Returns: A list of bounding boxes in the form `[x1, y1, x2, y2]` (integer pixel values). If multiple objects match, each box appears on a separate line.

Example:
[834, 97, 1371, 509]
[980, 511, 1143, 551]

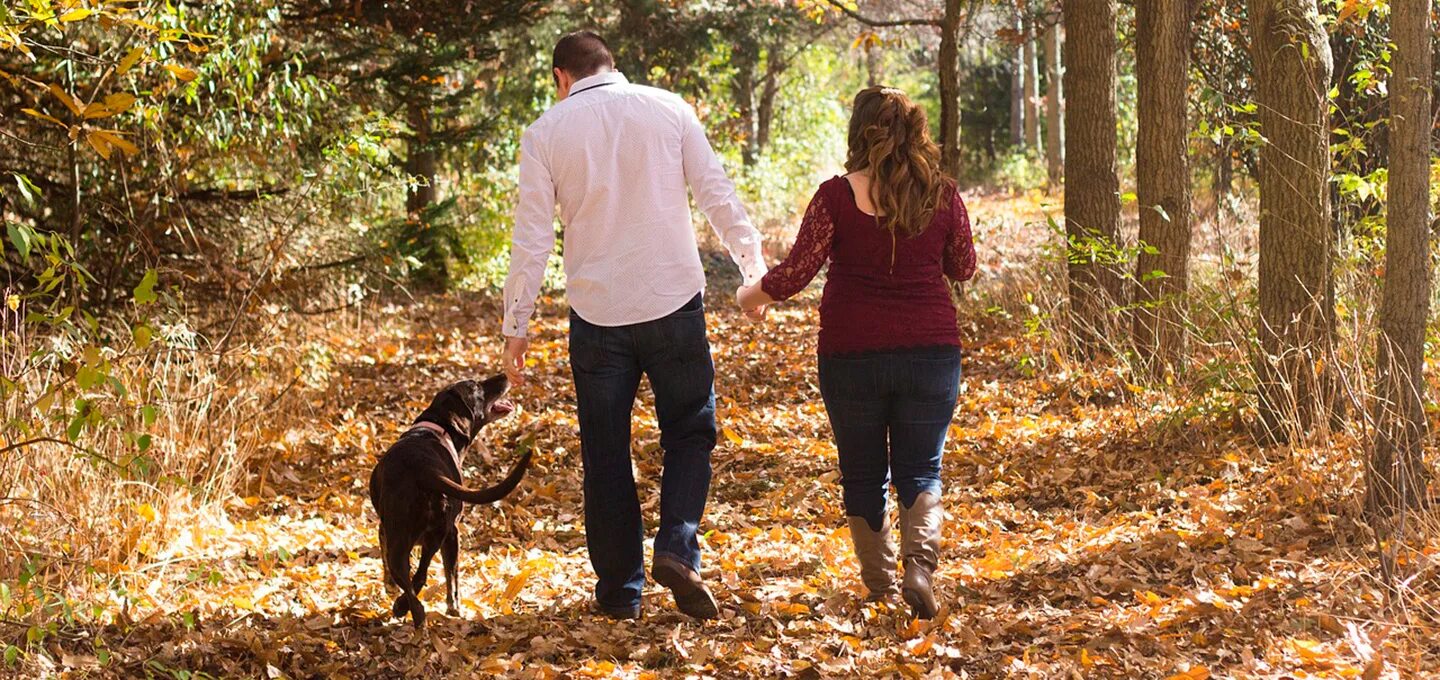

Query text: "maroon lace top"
[760, 176, 976, 356]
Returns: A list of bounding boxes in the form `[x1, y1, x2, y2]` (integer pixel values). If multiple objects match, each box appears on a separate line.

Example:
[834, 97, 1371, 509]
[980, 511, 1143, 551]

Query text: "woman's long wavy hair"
[844, 86, 946, 238]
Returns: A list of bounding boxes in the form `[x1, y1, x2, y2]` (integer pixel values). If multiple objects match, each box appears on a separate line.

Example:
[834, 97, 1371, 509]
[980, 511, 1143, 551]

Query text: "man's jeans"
[569, 293, 717, 610]
[817, 346, 961, 532]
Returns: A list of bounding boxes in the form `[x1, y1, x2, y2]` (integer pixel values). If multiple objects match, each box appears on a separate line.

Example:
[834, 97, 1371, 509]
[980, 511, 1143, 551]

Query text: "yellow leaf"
[87, 131, 114, 160]
[84, 92, 137, 119]
[48, 84, 84, 116]
[59, 8, 92, 22]
[91, 130, 139, 157]
[164, 64, 198, 82]
[722, 427, 744, 446]
[134, 503, 157, 522]
[21, 108, 66, 129]
[499, 567, 533, 609]
[230, 595, 255, 611]
[907, 633, 935, 656]
[242, 496, 260, 507]
[118, 46, 146, 75]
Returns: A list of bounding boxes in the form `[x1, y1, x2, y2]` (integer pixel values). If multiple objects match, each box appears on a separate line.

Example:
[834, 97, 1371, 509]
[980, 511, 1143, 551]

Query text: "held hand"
[503, 336, 529, 386]
[743, 304, 769, 323]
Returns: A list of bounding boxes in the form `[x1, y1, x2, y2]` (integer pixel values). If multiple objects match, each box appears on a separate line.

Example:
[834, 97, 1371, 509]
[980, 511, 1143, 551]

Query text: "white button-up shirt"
[501, 71, 767, 337]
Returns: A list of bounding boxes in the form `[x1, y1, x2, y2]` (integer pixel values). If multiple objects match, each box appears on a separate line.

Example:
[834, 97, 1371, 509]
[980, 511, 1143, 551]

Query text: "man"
[500, 31, 766, 620]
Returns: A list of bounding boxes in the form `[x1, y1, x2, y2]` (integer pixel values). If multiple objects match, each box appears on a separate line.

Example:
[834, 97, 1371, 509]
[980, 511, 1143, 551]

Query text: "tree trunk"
[1023, 21, 1041, 150]
[1133, 0, 1194, 377]
[756, 46, 783, 155]
[1010, 14, 1025, 148]
[1062, 0, 1121, 353]
[865, 42, 883, 86]
[1249, 0, 1335, 440]
[733, 36, 760, 167]
[1368, 0, 1434, 513]
[1044, 23, 1064, 190]
[938, 0, 963, 178]
[405, 99, 444, 285]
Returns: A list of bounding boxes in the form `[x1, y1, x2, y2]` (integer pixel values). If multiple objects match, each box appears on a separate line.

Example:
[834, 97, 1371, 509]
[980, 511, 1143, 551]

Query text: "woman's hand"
[736, 283, 776, 323]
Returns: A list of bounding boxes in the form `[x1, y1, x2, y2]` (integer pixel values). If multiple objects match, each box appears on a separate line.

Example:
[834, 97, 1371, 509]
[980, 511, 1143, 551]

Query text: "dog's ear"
[422, 382, 477, 446]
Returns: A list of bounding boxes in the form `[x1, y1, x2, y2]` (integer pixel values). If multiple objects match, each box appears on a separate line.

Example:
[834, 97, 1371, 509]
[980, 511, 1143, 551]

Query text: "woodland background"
[3, 0, 1440, 677]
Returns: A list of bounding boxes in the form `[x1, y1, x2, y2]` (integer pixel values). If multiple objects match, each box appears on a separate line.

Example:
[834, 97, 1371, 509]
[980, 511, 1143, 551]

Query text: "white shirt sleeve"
[679, 104, 768, 286]
[501, 128, 557, 338]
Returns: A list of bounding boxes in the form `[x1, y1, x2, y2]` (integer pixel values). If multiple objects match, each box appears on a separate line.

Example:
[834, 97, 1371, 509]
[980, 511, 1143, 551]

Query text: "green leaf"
[133, 324, 153, 349]
[141, 405, 158, 426]
[3, 645, 17, 666]
[12, 173, 40, 206]
[136, 434, 152, 452]
[133, 268, 158, 304]
[7, 223, 33, 262]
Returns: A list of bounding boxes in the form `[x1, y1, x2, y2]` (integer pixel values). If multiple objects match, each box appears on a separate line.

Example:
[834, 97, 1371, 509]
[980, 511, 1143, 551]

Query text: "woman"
[737, 87, 975, 619]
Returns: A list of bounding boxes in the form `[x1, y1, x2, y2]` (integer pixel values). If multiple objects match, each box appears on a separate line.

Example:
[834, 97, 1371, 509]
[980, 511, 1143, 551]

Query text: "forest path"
[73, 281, 1400, 679]
[72, 183, 1401, 676]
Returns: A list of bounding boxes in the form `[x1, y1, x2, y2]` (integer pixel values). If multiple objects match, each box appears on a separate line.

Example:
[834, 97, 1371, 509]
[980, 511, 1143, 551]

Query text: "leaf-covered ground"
[36, 198, 1439, 678]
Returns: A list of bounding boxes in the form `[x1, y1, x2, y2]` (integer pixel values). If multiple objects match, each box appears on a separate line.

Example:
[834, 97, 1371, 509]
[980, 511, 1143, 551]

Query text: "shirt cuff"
[502, 315, 529, 338]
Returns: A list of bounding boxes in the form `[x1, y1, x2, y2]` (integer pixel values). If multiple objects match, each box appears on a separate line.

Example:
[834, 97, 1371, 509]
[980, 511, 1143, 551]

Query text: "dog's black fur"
[368, 375, 531, 628]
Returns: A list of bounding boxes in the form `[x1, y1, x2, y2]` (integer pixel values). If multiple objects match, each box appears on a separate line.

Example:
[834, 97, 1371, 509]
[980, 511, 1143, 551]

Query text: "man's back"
[502, 71, 764, 337]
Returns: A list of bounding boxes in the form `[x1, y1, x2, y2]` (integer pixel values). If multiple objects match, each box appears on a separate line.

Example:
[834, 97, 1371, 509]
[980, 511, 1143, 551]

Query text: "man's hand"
[503, 335, 529, 386]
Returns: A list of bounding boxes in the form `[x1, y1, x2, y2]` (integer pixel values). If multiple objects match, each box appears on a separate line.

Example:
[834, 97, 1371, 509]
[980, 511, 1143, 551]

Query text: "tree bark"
[938, 0, 963, 178]
[1249, 0, 1335, 440]
[1133, 0, 1195, 376]
[405, 98, 444, 285]
[865, 42, 883, 86]
[1063, 0, 1121, 353]
[1023, 20, 1041, 150]
[756, 46, 783, 154]
[1044, 22, 1064, 189]
[1368, 0, 1434, 513]
[732, 36, 761, 166]
[1010, 14, 1025, 148]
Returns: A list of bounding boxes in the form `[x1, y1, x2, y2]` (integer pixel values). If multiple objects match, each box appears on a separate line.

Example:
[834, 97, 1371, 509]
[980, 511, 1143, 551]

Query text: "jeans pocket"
[908, 354, 961, 406]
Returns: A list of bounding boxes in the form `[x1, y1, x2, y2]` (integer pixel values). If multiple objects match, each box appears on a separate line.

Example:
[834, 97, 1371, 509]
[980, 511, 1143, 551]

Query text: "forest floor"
[36, 194, 1440, 679]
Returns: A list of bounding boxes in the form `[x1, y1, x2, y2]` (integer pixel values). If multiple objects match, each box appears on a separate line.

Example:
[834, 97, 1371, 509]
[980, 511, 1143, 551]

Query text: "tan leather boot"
[847, 516, 899, 601]
[899, 491, 942, 619]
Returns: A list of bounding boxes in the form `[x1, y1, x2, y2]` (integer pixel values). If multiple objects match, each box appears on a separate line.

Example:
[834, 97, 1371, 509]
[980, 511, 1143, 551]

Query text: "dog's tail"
[424, 450, 532, 504]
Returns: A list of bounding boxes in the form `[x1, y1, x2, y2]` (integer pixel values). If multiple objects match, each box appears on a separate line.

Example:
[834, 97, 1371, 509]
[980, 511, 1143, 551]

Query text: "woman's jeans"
[569, 293, 717, 610]
[818, 346, 961, 532]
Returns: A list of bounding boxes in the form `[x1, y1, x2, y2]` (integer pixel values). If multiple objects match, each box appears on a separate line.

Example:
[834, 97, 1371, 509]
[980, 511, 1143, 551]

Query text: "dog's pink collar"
[409, 421, 459, 463]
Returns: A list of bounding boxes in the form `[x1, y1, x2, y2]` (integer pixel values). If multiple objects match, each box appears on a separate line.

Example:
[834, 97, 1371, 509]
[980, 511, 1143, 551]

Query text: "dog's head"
[418, 374, 514, 449]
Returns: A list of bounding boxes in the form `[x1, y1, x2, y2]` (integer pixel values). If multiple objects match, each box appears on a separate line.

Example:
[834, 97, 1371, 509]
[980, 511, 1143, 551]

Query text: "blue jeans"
[818, 346, 961, 532]
[569, 293, 717, 610]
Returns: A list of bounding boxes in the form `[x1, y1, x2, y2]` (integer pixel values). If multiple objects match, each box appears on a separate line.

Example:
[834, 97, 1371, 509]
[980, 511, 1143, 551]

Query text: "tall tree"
[1044, 20, 1064, 189]
[1132, 0, 1196, 375]
[1248, 0, 1335, 439]
[1023, 20, 1041, 150]
[1010, 13, 1026, 147]
[1063, 0, 1121, 352]
[1367, 0, 1434, 513]
[823, 0, 972, 178]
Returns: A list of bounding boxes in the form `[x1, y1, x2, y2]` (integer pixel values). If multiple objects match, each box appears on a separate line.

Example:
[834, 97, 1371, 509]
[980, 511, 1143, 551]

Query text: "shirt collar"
[569, 70, 628, 95]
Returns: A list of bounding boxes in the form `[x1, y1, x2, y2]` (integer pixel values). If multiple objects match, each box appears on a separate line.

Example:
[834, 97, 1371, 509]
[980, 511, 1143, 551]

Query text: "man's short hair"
[553, 31, 614, 77]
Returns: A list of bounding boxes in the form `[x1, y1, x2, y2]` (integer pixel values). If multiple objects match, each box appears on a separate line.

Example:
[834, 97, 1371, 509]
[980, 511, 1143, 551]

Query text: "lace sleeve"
[943, 189, 976, 283]
[760, 189, 835, 301]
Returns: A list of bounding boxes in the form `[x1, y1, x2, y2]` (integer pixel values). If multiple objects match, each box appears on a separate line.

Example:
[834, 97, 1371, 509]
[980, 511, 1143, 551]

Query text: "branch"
[823, 0, 939, 28]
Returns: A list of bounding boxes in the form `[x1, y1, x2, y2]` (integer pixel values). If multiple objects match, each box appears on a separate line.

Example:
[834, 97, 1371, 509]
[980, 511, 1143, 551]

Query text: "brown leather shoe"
[651, 553, 719, 620]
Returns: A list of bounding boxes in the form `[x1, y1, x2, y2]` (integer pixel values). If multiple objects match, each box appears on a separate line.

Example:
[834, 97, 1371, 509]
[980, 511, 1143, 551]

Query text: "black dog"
[368, 375, 531, 628]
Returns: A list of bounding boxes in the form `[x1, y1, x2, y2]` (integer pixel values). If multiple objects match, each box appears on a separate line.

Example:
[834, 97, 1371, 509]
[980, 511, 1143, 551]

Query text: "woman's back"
[760, 175, 974, 355]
